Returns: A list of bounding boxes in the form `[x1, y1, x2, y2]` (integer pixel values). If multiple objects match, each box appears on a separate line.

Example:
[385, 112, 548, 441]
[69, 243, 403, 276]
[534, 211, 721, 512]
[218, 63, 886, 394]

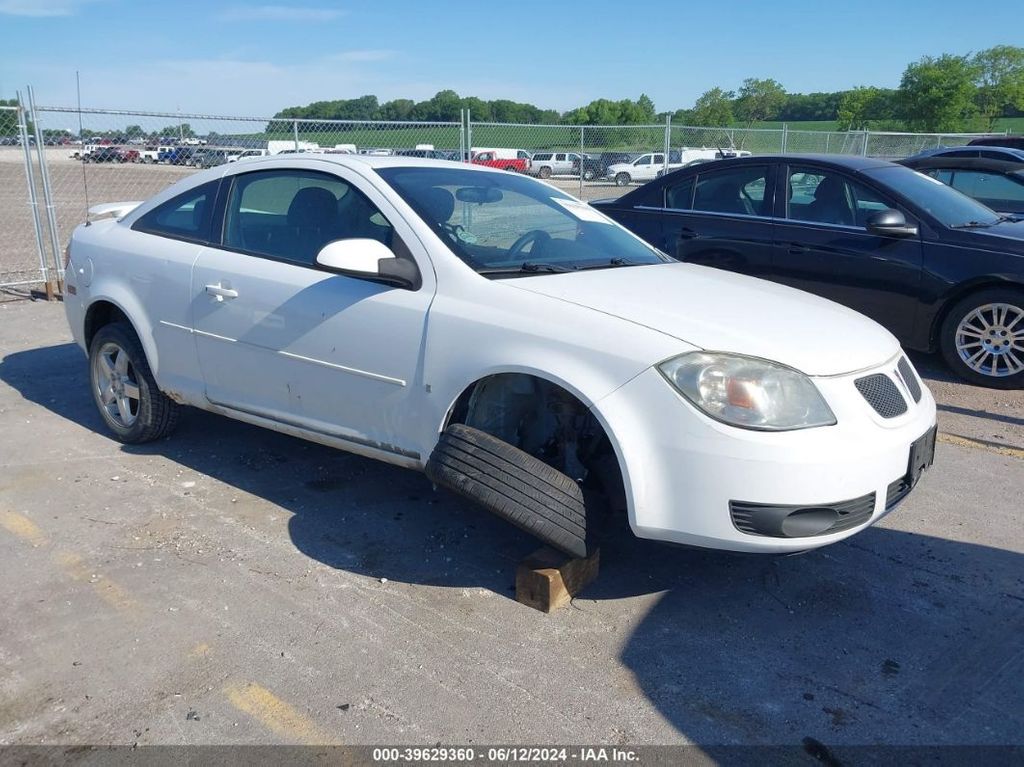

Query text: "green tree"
[837, 86, 881, 130]
[734, 78, 786, 125]
[379, 98, 415, 121]
[688, 87, 734, 126]
[972, 45, 1024, 130]
[898, 54, 979, 131]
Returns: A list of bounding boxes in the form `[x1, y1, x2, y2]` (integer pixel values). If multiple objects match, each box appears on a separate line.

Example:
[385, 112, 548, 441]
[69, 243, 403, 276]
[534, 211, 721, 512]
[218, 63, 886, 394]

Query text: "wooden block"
[515, 546, 600, 613]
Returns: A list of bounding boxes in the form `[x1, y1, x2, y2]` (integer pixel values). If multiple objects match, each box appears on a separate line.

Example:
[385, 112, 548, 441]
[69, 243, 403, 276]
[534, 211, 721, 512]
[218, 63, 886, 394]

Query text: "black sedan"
[591, 154, 1024, 388]
[897, 156, 1024, 215]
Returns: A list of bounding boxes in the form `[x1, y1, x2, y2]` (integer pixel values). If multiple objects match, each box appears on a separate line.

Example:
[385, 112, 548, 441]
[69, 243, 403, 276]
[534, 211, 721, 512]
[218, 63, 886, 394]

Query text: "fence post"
[293, 120, 299, 151]
[861, 130, 869, 156]
[27, 87, 64, 295]
[15, 92, 52, 297]
[663, 115, 671, 176]
[781, 123, 788, 153]
[579, 125, 585, 197]
[825, 132, 830, 154]
[465, 109, 472, 162]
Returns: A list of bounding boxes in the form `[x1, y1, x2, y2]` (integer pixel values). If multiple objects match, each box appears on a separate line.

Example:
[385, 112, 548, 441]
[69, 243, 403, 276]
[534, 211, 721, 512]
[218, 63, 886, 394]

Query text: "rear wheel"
[538, 166, 552, 179]
[582, 168, 596, 181]
[939, 288, 1024, 389]
[615, 172, 631, 186]
[89, 323, 181, 442]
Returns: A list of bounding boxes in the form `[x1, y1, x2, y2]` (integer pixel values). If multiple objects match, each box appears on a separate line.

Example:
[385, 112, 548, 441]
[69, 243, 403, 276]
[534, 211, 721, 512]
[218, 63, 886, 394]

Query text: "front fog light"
[659, 352, 836, 431]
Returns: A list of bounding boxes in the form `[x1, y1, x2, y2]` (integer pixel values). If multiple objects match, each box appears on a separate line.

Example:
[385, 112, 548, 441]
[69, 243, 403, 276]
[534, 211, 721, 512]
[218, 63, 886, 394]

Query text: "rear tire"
[939, 287, 1024, 389]
[615, 172, 631, 186]
[425, 424, 588, 558]
[89, 322, 181, 443]
[582, 169, 595, 181]
[538, 166, 552, 179]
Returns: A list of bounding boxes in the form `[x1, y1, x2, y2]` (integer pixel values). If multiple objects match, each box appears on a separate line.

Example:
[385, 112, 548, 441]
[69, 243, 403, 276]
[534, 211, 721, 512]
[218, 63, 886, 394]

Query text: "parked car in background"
[470, 148, 531, 173]
[157, 146, 197, 165]
[85, 146, 127, 163]
[528, 152, 582, 179]
[394, 148, 450, 159]
[969, 136, 1024, 151]
[604, 148, 751, 186]
[898, 156, 1024, 216]
[591, 154, 1024, 388]
[229, 149, 268, 162]
[905, 146, 1024, 165]
[63, 155, 935, 558]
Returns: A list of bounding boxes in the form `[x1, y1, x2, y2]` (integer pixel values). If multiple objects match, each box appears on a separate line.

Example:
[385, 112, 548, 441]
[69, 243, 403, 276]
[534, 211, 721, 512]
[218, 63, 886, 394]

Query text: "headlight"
[658, 352, 836, 431]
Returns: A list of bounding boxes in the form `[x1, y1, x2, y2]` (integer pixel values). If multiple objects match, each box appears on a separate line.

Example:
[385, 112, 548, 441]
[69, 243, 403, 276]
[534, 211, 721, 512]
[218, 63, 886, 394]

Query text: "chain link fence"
[1, 98, 1009, 299]
[0, 103, 54, 293]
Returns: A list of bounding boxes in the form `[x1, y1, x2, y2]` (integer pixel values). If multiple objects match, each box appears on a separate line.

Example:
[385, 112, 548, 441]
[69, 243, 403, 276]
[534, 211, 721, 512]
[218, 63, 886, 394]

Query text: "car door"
[771, 164, 923, 341]
[553, 153, 567, 174]
[658, 163, 776, 277]
[190, 165, 434, 461]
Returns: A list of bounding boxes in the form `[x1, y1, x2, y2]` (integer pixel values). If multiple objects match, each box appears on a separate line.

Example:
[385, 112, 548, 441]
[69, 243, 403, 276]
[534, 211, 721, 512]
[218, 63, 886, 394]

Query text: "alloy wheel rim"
[955, 302, 1024, 377]
[93, 341, 141, 426]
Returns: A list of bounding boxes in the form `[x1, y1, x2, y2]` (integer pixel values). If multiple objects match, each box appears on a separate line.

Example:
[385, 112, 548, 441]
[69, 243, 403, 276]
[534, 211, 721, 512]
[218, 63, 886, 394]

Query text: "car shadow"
[2, 342, 1022, 746]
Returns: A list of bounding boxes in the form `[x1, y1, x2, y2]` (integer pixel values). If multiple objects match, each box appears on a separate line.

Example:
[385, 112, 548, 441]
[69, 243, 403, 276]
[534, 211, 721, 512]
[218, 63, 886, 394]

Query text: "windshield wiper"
[951, 220, 999, 229]
[574, 258, 642, 271]
[477, 261, 576, 276]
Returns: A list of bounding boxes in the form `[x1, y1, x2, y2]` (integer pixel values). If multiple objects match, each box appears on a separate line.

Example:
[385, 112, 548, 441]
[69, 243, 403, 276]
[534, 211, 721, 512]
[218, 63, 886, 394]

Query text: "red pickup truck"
[471, 148, 532, 173]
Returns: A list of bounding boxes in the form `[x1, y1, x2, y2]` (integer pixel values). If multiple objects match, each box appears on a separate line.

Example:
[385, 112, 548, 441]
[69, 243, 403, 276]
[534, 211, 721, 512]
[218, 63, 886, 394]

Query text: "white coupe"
[63, 155, 937, 557]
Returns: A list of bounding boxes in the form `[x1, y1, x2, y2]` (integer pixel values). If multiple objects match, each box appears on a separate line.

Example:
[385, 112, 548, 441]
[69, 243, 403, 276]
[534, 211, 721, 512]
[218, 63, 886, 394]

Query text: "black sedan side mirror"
[867, 209, 918, 237]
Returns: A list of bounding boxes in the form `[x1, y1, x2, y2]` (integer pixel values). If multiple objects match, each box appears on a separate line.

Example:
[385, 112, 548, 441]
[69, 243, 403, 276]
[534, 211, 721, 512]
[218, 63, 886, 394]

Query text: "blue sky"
[0, 0, 1014, 117]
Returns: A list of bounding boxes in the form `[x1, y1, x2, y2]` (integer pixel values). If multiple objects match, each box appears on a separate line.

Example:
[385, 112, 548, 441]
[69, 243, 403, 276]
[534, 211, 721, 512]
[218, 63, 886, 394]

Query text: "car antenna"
[76, 71, 91, 226]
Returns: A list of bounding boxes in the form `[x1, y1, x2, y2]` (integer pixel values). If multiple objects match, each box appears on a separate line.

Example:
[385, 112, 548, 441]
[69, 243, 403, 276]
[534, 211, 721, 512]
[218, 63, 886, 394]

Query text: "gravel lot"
[1, 298, 1022, 749]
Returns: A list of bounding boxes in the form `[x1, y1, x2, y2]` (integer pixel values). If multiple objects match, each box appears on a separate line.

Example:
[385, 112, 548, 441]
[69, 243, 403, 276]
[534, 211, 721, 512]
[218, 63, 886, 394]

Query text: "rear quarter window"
[132, 180, 219, 243]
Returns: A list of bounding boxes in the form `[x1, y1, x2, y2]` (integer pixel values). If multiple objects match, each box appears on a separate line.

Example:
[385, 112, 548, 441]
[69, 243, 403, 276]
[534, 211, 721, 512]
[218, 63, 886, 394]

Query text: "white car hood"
[510, 262, 900, 376]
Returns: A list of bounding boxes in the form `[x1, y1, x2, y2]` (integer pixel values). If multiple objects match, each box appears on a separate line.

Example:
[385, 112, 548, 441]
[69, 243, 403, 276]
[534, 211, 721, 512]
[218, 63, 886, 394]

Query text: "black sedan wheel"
[940, 288, 1024, 388]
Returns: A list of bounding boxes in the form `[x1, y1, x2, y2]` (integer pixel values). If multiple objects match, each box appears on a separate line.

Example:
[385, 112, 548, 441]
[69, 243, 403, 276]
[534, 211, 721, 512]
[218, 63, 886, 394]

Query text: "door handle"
[205, 284, 238, 301]
[787, 242, 809, 255]
[676, 228, 698, 241]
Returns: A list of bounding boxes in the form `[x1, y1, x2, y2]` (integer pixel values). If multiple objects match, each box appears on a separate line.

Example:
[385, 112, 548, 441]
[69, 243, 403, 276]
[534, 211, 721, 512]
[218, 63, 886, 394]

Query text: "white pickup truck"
[605, 148, 752, 186]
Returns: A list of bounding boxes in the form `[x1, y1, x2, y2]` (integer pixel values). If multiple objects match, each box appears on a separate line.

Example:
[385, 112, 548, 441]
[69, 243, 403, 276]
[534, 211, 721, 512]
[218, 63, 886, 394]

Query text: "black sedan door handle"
[787, 242, 809, 254]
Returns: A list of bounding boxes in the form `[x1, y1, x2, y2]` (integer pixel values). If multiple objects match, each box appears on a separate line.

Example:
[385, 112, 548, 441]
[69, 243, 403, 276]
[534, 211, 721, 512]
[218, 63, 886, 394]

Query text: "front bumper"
[595, 355, 937, 553]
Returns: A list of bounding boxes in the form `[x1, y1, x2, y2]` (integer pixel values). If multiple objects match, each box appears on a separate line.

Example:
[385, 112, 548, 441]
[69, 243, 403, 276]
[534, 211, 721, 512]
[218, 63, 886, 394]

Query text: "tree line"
[273, 46, 1024, 133]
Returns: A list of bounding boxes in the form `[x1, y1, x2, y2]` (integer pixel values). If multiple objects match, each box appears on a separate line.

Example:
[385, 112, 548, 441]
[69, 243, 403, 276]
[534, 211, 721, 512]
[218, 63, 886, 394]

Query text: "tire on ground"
[425, 424, 588, 558]
[939, 287, 1024, 390]
[89, 322, 181, 443]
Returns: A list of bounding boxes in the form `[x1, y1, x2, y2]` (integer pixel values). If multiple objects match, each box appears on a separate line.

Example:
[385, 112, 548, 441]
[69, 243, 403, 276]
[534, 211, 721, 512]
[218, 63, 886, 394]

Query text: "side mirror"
[866, 209, 918, 237]
[315, 239, 419, 289]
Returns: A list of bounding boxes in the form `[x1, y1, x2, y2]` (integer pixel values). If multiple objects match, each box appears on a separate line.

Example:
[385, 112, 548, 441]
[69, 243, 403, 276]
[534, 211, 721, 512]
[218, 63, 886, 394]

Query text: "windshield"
[863, 165, 1002, 228]
[377, 166, 671, 275]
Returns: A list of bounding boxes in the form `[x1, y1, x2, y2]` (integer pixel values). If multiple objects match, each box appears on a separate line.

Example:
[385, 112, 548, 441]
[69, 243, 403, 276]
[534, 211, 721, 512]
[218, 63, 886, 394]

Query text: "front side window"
[133, 180, 218, 242]
[693, 165, 769, 216]
[786, 167, 892, 227]
[377, 166, 670, 276]
[636, 155, 652, 166]
[533, 153, 552, 162]
[222, 170, 393, 265]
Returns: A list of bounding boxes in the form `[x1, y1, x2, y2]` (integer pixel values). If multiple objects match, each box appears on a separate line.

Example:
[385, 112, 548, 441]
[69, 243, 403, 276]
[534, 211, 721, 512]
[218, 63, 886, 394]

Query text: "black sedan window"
[692, 166, 769, 216]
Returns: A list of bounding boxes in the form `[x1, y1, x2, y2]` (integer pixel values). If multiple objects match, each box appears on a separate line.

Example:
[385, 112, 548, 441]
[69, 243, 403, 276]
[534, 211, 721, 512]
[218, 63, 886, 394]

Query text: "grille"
[730, 493, 876, 538]
[897, 357, 922, 403]
[854, 374, 908, 418]
[886, 476, 913, 510]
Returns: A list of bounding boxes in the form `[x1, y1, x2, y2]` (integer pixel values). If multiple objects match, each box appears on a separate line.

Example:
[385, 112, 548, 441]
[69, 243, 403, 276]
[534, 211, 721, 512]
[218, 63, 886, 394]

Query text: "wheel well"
[930, 280, 1024, 350]
[446, 373, 626, 512]
[84, 300, 130, 350]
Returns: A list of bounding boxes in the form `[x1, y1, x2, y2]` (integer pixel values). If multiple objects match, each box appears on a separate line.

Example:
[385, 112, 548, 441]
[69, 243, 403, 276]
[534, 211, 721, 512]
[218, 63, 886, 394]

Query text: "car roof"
[898, 156, 1024, 175]
[914, 145, 1024, 160]
[225, 154, 492, 173]
[665, 153, 897, 172]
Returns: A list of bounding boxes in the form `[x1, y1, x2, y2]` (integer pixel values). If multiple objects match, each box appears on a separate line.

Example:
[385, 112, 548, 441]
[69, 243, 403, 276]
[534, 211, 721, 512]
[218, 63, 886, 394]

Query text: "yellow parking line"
[224, 682, 336, 744]
[938, 432, 1024, 460]
[190, 642, 212, 658]
[0, 511, 48, 547]
[55, 551, 136, 612]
